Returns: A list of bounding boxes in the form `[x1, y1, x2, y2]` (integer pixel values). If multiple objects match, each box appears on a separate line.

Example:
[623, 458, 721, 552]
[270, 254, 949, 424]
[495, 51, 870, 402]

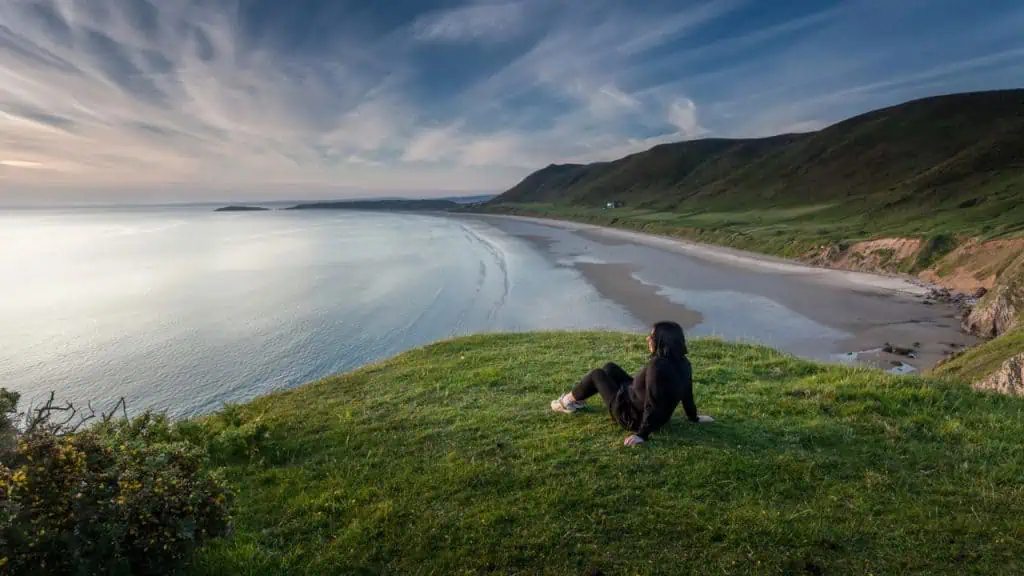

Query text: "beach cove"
[460, 214, 978, 372]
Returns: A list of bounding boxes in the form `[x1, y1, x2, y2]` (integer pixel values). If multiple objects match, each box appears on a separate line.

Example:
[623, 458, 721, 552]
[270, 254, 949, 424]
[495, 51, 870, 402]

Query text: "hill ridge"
[490, 88, 1024, 228]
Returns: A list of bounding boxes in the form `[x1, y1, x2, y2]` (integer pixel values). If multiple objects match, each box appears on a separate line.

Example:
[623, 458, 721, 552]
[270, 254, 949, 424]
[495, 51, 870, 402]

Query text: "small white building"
[605, 201, 624, 209]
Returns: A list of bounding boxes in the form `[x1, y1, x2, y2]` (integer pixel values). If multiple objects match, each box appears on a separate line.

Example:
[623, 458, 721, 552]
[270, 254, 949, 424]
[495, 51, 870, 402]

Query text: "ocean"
[0, 207, 640, 418]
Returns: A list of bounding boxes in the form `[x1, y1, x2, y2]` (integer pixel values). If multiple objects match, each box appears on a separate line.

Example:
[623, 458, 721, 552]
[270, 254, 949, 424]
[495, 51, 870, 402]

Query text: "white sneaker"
[550, 393, 584, 414]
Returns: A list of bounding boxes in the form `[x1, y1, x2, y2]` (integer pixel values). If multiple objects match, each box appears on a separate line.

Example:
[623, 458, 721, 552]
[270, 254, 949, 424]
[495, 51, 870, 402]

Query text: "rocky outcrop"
[961, 283, 1022, 338]
[923, 286, 976, 314]
[973, 352, 1024, 396]
[883, 342, 918, 357]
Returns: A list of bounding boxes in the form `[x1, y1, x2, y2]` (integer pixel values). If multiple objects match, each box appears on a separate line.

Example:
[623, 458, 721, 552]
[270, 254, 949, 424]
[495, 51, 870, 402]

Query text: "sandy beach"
[460, 214, 979, 372]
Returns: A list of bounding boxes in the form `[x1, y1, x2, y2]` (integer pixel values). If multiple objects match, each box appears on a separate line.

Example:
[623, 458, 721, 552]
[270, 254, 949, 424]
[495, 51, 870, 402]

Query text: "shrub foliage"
[0, 390, 233, 575]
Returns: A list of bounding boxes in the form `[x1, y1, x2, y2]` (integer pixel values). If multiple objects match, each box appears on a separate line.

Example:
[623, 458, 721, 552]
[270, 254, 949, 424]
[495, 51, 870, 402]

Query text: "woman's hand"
[624, 434, 645, 447]
[697, 415, 715, 423]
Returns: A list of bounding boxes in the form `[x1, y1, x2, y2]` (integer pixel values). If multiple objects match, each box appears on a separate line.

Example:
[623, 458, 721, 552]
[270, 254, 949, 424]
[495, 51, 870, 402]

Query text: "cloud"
[460, 133, 527, 166]
[413, 1, 528, 43]
[0, 105, 77, 132]
[1, 160, 44, 168]
[0, 0, 415, 188]
[667, 98, 708, 139]
[402, 126, 461, 163]
[0, 0, 1021, 202]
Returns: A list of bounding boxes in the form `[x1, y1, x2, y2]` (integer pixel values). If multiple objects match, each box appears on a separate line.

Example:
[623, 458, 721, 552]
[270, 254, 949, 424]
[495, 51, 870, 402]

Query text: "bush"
[208, 421, 270, 463]
[0, 391, 17, 462]
[914, 232, 957, 270]
[0, 391, 233, 575]
[173, 405, 271, 466]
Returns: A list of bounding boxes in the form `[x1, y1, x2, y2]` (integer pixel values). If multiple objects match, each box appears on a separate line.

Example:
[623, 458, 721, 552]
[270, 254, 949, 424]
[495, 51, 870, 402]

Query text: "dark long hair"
[649, 321, 688, 360]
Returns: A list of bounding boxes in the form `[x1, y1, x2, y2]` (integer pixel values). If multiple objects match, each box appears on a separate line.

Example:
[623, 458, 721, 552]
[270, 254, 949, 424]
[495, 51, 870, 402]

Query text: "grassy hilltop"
[190, 333, 1024, 575]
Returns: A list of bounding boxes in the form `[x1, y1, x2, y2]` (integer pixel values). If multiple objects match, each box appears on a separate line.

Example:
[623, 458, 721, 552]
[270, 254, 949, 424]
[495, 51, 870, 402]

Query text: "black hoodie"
[624, 356, 698, 439]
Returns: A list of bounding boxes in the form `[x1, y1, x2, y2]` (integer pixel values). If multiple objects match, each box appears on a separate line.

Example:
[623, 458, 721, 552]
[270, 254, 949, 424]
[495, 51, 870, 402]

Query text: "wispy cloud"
[1, 159, 44, 168]
[413, 1, 529, 43]
[0, 0, 1021, 201]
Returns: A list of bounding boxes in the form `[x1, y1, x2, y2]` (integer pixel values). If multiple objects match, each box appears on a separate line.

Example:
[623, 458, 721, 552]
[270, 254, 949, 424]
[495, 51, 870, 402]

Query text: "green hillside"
[191, 333, 1024, 575]
[934, 327, 1024, 383]
[486, 89, 1024, 240]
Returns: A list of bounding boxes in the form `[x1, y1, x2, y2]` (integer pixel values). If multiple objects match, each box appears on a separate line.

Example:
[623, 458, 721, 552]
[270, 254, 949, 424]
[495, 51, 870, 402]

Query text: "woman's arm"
[679, 366, 699, 423]
[679, 360, 713, 423]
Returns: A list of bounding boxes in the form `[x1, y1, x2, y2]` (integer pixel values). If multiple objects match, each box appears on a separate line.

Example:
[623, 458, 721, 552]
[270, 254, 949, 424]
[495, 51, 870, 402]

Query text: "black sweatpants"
[571, 362, 637, 428]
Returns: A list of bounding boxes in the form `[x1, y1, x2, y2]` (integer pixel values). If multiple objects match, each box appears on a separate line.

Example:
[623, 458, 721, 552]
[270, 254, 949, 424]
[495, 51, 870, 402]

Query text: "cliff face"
[973, 352, 1024, 396]
[806, 201, 1024, 343]
[933, 270, 1023, 396]
[960, 248, 1024, 339]
[962, 283, 1022, 338]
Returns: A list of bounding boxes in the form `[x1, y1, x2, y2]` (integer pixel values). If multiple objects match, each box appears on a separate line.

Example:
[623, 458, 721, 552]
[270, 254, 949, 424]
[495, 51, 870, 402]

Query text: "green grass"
[912, 233, 958, 271]
[933, 328, 1024, 383]
[473, 203, 836, 258]
[190, 333, 1024, 575]
[471, 201, 1024, 264]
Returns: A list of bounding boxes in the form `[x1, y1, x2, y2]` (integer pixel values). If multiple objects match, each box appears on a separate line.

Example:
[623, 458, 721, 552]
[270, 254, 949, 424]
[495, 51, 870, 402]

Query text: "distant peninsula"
[214, 205, 270, 212]
[286, 199, 459, 211]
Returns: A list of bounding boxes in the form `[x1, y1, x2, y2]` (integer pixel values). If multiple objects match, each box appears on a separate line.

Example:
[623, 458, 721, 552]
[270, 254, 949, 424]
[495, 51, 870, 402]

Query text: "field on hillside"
[473, 201, 1024, 262]
[190, 333, 1024, 575]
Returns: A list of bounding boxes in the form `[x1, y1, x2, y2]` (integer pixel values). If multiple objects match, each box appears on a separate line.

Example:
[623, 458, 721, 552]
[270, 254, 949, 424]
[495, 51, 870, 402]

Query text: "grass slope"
[470, 202, 870, 260]
[933, 328, 1024, 383]
[486, 90, 1024, 241]
[192, 333, 1024, 575]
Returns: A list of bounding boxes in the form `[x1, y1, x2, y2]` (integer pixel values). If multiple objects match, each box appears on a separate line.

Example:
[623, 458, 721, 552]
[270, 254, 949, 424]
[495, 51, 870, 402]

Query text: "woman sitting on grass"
[551, 320, 713, 446]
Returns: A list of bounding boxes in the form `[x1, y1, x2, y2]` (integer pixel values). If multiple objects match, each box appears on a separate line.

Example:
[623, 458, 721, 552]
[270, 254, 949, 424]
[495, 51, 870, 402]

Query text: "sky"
[1, 0, 1023, 203]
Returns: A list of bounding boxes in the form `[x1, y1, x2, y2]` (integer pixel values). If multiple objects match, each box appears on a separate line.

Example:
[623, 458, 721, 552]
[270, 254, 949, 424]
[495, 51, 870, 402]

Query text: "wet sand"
[575, 262, 703, 328]
[459, 214, 979, 372]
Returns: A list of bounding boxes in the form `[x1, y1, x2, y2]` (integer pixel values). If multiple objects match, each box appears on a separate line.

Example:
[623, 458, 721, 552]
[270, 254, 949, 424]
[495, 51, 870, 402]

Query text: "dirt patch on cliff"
[803, 236, 1024, 295]
[803, 237, 921, 273]
[848, 238, 921, 262]
[922, 237, 1024, 293]
[919, 269, 994, 293]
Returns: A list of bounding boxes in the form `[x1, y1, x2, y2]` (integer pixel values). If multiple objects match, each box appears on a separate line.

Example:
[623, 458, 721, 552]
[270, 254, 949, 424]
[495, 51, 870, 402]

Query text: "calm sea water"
[0, 207, 639, 418]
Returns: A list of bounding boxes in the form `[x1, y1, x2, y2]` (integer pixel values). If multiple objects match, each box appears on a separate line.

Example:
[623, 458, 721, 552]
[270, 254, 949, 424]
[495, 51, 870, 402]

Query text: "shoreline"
[456, 212, 979, 372]
[481, 213, 937, 297]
